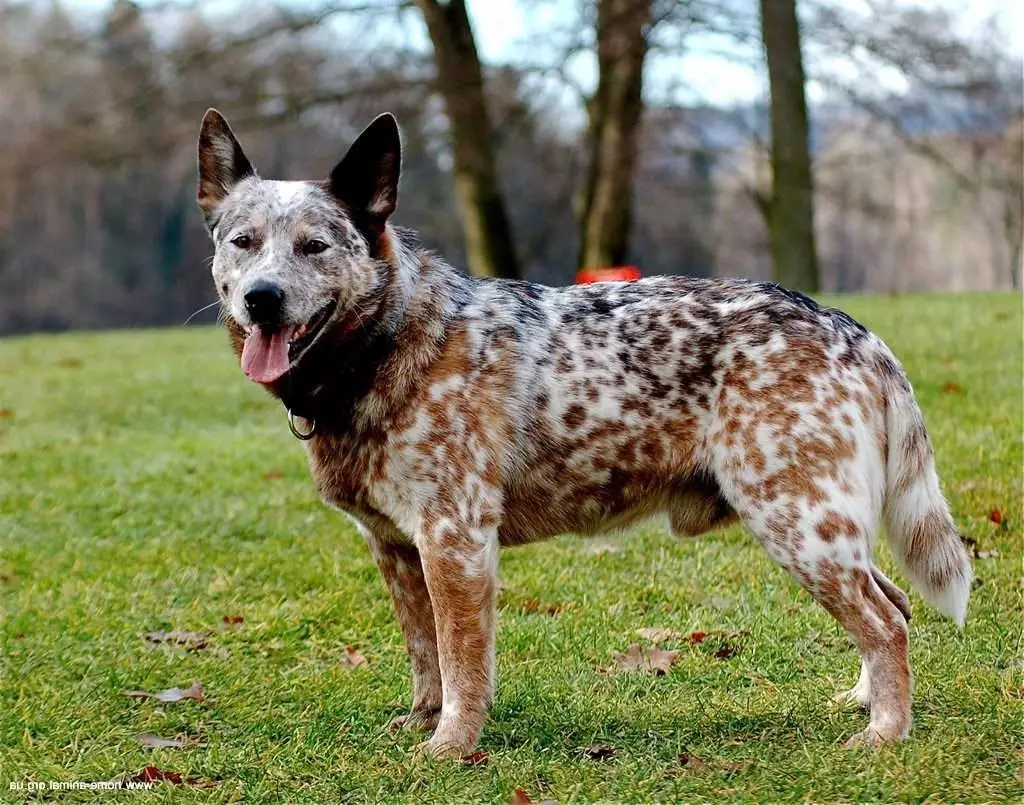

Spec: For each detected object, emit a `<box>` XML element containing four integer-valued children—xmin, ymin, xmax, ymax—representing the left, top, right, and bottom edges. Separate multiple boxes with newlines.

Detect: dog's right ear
<box><xmin>197</xmin><ymin>109</ymin><xmax>255</xmax><ymax>229</ymax></box>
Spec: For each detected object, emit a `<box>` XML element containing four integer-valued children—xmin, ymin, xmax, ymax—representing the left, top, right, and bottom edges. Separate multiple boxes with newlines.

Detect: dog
<box><xmin>196</xmin><ymin>109</ymin><xmax>972</xmax><ymax>758</ymax></box>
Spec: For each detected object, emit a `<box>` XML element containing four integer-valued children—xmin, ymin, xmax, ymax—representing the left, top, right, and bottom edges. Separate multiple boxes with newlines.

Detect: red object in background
<box><xmin>575</xmin><ymin>265</ymin><xmax>641</xmax><ymax>284</ymax></box>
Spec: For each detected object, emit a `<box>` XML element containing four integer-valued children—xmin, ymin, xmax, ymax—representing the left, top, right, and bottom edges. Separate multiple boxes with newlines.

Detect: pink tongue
<box><xmin>241</xmin><ymin>326</ymin><xmax>297</xmax><ymax>384</ymax></box>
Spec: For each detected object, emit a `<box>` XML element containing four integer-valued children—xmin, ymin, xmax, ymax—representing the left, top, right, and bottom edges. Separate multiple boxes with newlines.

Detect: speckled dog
<box><xmin>196</xmin><ymin>110</ymin><xmax>972</xmax><ymax>758</ymax></box>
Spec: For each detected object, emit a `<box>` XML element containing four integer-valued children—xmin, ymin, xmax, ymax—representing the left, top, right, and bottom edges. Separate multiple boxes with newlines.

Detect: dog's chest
<box><xmin>305</xmin><ymin>432</ymin><xmax>382</xmax><ymax>511</ymax></box>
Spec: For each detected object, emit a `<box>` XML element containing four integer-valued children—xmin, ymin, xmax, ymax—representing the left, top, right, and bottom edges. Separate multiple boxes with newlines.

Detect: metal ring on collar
<box><xmin>287</xmin><ymin>409</ymin><xmax>317</xmax><ymax>440</ymax></box>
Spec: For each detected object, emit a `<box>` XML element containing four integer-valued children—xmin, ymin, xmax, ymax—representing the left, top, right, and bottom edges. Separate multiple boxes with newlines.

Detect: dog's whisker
<box><xmin>182</xmin><ymin>300</ymin><xmax>223</xmax><ymax>326</ymax></box>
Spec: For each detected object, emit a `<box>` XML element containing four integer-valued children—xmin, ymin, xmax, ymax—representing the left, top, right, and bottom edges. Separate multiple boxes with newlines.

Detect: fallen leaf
<box><xmin>517</xmin><ymin>598</ymin><xmax>562</xmax><ymax>616</ymax></box>
<box><xmin>262</xmin><ymin>470</ymin><xmax>284</xmax><ymax>481</ymax></box>
<box><xmin>677</xmin><ymin>752</ymin><xmax>708</xmax><ymax>772</ymax></box>
<box><xmin>342</xmin><ymin>646</ymin><xmax>367</xmax><ymax>668</ymax></box>
<box><xmin>511</xmin><ymin>789</ymin><xmax>532</xmax><ymax>805</ymax></box>
<box><xmin>581</xmin><ymin>743</ymin><xmax>615</xmax><ymax>760</ymax></box>
<box><xmin>143</xmin><ymin>631</ymin><xmax>210</xmax><ymax>650</ymax></box>
<box><xmin>941</xmin><ymin>382</ymin><xmax>962</xmax><ymax>394</ymax></box>
<box><xmin>610</xmin><ymin>644</ymin><xmax>679</xmax><ymax>675</ymax></box>
<box><xmin>460</xmin><ymin>751</ymin><xmax>489</xmax><ymax>766</ymax></box>
<box><xmin>120</xmin><ymin>681</ymin><xmax>204</xmax><ymax>703</ymax></box>
<box><xmin>688</xmin><ymin>631</ymin><xmax>709</xmax><ymax>644</ymax></box>
<box><xmin>718</xmin><ymin>759</ymin><xmax>750</xmax><ymax>776</ymax></box>
<box><xmin>222</xmin><ymin>615</ymin><xmax>244</xmax><ymax>625</ymax></box>
<box><xmin>138</xmin><ymin>733</ymin><xmax>204</xmax><ymax>750</ymax></box>
<box><xmin>989</xmin><ymin>508</ymin><xmax>1003</xmax><ymax>525</ymax></box>
<box><xmin>715</xmin><ymin>643</ymin><xmax>739</xmax><ymax>660</ymax></box>
<box><xmin>636</xmin><ymin>627</ymin><xmax>681</xmax><ymax>643</ymax></box>
<box><xmin>129</xmin><ymin>767</ymin><xmax>217</xmax><ymax>788</ymax></box>
<box><xmin>0</xmin><ymin>408</ymin><xmax>13</xmax><ymax>418</ymax></box>
<box><xmin>0</xmin><ymin>572</ymin><xmax>15</xmax><ymax>583</ymax></box>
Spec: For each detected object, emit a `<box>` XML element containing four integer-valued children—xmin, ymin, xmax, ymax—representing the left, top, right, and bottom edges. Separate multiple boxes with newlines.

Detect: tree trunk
<box><xmin>414</xmin><ymin>0</ymin><xmax>519</xmax><ymax>280</ymax></box>
<box><xmin>760</xmin><ymin>0</ymin><xmax>820</xmax><ymax>292</ymax></box>
<box><xmin>578</xmin><ymin>0</ymin><xmax>651</xmax><ymax>270</ymax></box>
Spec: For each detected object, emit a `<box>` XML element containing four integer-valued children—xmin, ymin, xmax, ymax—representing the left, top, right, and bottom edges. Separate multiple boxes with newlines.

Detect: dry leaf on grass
<box><xmin>714</xmin><ymin>643</ymin><xmax>739</xmax><ymax>660</ymax></box>
<box><xmin>687</xmin><ymin>629</ymin><xmax>749</xmax><ymax>659</ymax></box>
<box><xmin>138</xmin><ymin>733</ymin><xmax>204</xmax><ymax>750</ymax></box>
<box><xmin>676</xmin><ymin>752</ymin><xmax>708</xmax><ymax>773</ymax></box>
<box><xmin>941</xmin><ymin>382</ymin><xmax>963</xmax><ymax>394</ymax></box>
<box><xmin>120</xmin><ymin>681</ymin><xmax>204</xmax><ymax>703</ymax></box>
<box><xmin>262</xmin><ymin>470</ymin><xmax>284</xmax><ymax>480</ymax></box>
<box><xmin>129</xmin><ymin>766</ymin><xmax>218</xmax><ymax>788</ymax></box>
<box><xmin>517</xmin><ymin>598</ymin><xmax>563</xmax><ymax>616</ymax></box>
<box><xmin>222</xmin><ymin>615</ymin><xmax>244</xmax><ymax>625</ymax></box>
<box><xmin>342</xmin><ymin>646</ymin><xmax>367</xmax><ymax>668</ymax></box>
<box><xmin>669</xmin><ymin>753</ymin><xmax>749</xmax><ymax>777</ymax></box>
<box><xmin>143</xmin><ymin>631</ymin><xmax>211</xmax><ymax>650</ymax></box>
<box><xmin>0</xmin><ymin>408</ymin><xmax>13</xmax><ymax>419</ymax></box>
<box><xmin>460</xmin><ymin>751</ymin><xmax>489</xmax><ymax>766</ymax></box>
<box><xmin>635</xmin><ymin>627</ymin><xmax>681</xmax><ymax>643</ymax></box>
<box><xmin>511</xmin><ymin>789</ymin><xmax>557</xmax><ymax>805</ymax></box>
<box><xmin>608</xmin><ymin>644</ymin><xmax>679</xmax><ymax>675</ymax></box>
<box><xmin>581</xmin><ymin>743</ymin><xmax>616</xmax><ymax>760</ymax></box>
<box><xmin>988</xmin><ymin>507</ymin><xmax>1003</xmax><ymax>525</ymax></box>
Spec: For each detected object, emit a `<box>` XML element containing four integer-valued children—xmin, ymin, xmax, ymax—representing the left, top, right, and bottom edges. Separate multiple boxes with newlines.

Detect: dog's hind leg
<box><xmin>833</xmin><ymin>565</ymin><xmax>911</xmax><ymax>710</ymax></box>
<box><xmin>710</xmin><ymin>402</ymin><xmax>913</xmax><ymax>747</ymax></box>
<box><xmin>721</xmin><ymin>482</ymin><xmax>912</xmax><ymax>745</ymax></box>
<box><xmin>357</xmin><ymin>523</ymin><xmax>443</xmax><ymax>733</ymax></box>
<box><xmin>871</xmin><ymin>565</ymin><xmax>911</xmax><ymax>623</ymax></box>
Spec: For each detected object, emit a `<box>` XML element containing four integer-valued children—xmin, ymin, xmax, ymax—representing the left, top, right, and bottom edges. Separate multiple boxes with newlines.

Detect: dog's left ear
<box><xmin>329</xmin><ymin>113</ymin><xmax>401</xmax><ymax>224</ymax></box>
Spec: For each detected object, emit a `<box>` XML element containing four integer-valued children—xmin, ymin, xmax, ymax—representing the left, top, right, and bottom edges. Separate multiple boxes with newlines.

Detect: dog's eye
<box><xmin>303</xmin><ymin>239</ymin><xmax>329</xmax><ymax>256</ymax></box>
<box><xmin>230</xmin><ymin>234</ymin><xmax>252</xmax><ymax>250</ymax></box>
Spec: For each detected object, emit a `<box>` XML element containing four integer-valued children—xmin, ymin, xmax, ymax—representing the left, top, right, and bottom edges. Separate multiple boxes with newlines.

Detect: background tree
<box><xmin>577</xmin><ymin>0</ymin><xmax>653</xmax><ymax>270</ymax></box>
<box><xmin>758</xmin><ymin>0</ymin><xmax>819</xmax><ymax>291</ymax></box>
<box><xmin>413</xmin><ymin>0</ymin><xmax>520</xmax><ymax>279</ymax></box>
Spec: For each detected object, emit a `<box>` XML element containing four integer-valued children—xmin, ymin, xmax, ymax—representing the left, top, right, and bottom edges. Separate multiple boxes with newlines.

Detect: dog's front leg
<box><xmin>361</xmin><ymin>531</ymin><xmax>443</xmax><ymax>732</ymax></box>
<box><xmin>415</xmin><ymin>527</ymin><xmax>498</xmax><ymax>759</ymax></box>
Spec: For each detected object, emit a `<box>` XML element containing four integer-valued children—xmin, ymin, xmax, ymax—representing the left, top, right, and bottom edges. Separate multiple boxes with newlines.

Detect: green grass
<box><xmin>0</xmin><ymin>293</ymin><xmax>1021</xmax><ymax>803</ymax></box>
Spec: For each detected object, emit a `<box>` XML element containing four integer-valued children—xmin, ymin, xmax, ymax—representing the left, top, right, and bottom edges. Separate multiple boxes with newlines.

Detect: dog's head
<box><xmin>196</xmin><ymin>109</ymin><xmax>400</xmax><ymax>385</ymax></box>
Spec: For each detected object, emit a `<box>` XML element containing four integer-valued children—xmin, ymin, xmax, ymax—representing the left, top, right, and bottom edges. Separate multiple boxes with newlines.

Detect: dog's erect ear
<box><xmin>197</xmin><ymin>109</ymin><xmax>255</xmax><ymax>228</ymax></box>
<box><xmin>329</xmin><ymin>114</ymin><xmax>401</xmax><ymax>223</ymax></box>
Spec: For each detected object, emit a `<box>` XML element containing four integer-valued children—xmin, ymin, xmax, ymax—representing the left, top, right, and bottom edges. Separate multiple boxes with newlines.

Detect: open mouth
<box><xmin>287</xmin><ymin>297</ymin><xmax>337</xmax><ymax>363</ymax></box>
<box><xmin>240</xmin><ymin>297</ymin><xmax>337</xmax><ymax>385</ymax></box>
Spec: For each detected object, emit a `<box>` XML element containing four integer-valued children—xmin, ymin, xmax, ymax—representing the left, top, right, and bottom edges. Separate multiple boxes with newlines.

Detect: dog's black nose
<box><xmin>244</xmin><ymin>280</ymin><xmax>284</xmax><ymax>325</ymax></box>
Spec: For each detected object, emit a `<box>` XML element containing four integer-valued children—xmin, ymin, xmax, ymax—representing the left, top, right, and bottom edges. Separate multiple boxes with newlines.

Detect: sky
<box><xmin>65</xmin><ymin>0</ymin><xmax>1024</xmax><ymax>108</ymax></box>
<box><xmin>463</xmin><ymin>0</ymin><xmax>1024</xmax><ymax>106</ymax></box>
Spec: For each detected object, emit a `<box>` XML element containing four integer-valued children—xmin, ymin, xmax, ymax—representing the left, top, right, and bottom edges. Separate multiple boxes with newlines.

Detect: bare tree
<box><xmin>413</xmin><ymin>0</ymin><xmax>519</xmax><ymax>279</ymax></box>
<box><xmin>759</xmin><ymin>0</ymin><xmax>819</xmax><ymax>291</ymax></box>
<box><xmin>577</xmin><ymin>0</ymin><xmax>652</xmax><ymax>270</ymax></box>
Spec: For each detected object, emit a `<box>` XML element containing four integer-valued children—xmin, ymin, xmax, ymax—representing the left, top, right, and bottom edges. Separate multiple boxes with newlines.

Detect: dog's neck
<box><xmin>264</xmin><ymin>226</ymin><xmax>471</xmax><ymax>436</ymax></box>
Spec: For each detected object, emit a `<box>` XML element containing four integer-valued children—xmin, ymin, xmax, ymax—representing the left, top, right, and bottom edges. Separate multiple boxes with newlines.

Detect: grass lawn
<box><xmin>0</xmin><ymin>293</ymin><xmax>1021</xmax><ymax>803</ymax></box>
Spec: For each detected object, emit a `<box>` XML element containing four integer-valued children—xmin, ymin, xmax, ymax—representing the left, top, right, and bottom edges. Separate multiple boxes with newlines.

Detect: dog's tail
<box><xmin>878</xmin><ymin>350</ymin><xmax>972</xmax><ymax>625</ymax></box>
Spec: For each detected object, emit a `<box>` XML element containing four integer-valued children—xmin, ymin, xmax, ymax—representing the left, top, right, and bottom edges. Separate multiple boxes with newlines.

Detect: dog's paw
<box><xmin>412</xmin><ymin>736</ymin><xmax>473</xmax><ymax>761</ymax></box>
<box><xmin>843</xmin><ymin>726</ymin><xmax>905</xmax><ymax>749</ymax></box>
<box><xmin>387</xmin><ymin>708</ymin><xmax>441</xmax><ymax>733</ymax></box>
<box><xmin>832</xmin><ymin>685</ymin><xmax>870</xmax><ymax>710</ymax></box>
